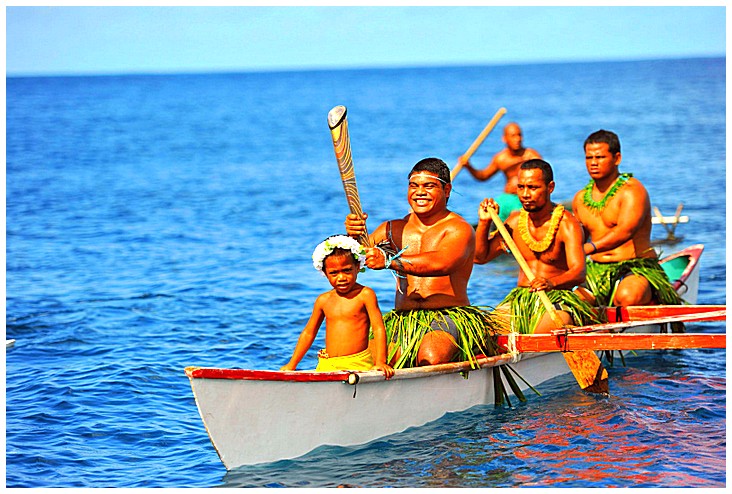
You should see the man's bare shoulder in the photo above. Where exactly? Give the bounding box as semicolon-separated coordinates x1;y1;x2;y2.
617;176;651;202
503;210;520;229
525;148;542;159
492;148;514;164
560;207;583;230
445;211;474;230
626;176;649;192
571;187;590;211
373;215;409;237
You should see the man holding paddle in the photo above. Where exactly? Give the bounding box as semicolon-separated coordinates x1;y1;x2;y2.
344;157;505;369
571;130;681;309
474;159;601;334
458;122;542;222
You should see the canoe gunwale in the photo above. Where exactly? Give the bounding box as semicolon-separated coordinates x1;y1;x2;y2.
186;352;520;384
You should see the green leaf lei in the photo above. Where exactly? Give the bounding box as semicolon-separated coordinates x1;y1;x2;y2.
582;173;633;213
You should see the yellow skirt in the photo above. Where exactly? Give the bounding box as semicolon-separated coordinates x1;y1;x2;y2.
315;348;374;372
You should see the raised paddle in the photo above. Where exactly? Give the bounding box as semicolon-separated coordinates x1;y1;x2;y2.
327;105;370;247
485;206;610;394
450;107;508;181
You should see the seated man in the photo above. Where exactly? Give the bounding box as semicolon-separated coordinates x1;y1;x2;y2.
571;130;681;309
475;159;601;334
345;157;505;368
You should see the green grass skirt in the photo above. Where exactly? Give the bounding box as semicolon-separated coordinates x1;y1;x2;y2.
586;257;682;307
382;306;506;369
499;287;603;334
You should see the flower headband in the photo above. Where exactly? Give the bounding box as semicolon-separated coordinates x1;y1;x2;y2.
312;235;366;276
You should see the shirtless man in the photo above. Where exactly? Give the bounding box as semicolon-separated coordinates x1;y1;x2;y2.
458;122;542;221
475;159;599;334
571;130;680;307
345;157;503;368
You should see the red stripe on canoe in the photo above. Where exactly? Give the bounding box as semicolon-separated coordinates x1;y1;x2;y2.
185;366;351;381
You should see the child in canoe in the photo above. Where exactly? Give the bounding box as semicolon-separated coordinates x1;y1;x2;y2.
281;235;394;379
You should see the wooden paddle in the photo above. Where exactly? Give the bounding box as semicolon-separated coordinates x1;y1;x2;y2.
450;107;507;181
486;206;610;394
327;105;370;247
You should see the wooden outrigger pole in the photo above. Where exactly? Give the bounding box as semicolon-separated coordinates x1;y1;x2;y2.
507;333;725;353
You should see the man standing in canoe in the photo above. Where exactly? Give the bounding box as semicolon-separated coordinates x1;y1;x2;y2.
571;130;681;308
344;157;504;369
474;159;600;334
457;122;542;222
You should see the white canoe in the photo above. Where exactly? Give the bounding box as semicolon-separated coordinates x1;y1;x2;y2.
186;244;710;469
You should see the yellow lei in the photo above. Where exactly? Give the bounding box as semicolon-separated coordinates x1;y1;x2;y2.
518;204;564;252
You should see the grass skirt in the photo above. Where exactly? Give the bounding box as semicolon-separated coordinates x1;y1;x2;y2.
498;287;603;334
382;306;505;369
586;257;682;307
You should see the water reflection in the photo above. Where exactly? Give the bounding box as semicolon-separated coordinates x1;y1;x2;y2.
220;361;725;488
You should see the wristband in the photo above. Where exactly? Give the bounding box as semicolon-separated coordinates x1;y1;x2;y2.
588;239;597;254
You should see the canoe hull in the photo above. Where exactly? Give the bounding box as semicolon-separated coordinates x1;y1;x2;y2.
186;244;706;469
187;351;568;469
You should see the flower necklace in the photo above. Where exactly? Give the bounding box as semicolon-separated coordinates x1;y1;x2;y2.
582;173;632;213
518;204;564;253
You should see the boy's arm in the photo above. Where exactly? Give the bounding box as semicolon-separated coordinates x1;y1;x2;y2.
362;288;394;379
280;296;326;371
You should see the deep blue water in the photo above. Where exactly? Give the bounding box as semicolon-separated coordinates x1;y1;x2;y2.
6;58;726;488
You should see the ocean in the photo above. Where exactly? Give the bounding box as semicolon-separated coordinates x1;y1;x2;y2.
5;57;726;487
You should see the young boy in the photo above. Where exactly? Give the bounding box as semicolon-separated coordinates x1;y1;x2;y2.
281;235;394;379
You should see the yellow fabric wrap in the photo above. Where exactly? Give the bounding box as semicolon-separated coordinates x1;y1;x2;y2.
315;348;374;372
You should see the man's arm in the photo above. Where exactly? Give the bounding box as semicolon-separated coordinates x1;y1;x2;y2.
464;154;501;182
391;220;475;277
345;212;380;246
474;199;507;264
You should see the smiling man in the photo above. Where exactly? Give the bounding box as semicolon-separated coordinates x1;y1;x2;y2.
474;159;600;334
345;157;504;368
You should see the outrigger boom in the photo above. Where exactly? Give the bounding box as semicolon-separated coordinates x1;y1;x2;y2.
505;332;725;353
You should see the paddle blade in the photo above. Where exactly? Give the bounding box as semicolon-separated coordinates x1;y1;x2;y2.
562;350;609;394
327;105;370;246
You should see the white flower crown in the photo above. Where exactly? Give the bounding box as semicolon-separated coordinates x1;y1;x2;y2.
312;235;366;276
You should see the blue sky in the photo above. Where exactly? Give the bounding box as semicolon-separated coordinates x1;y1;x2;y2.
4;4;727;76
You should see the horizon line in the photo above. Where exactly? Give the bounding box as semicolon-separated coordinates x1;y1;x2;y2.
6;53;725;79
